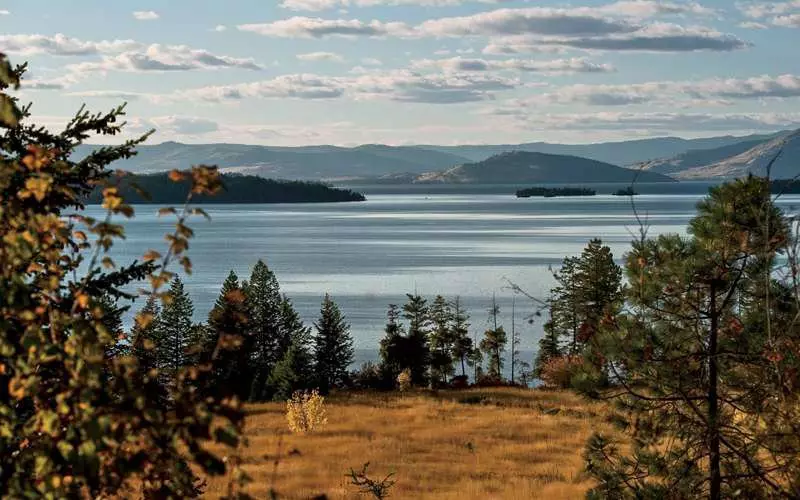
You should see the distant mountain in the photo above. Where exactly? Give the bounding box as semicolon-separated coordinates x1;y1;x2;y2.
666;130;800;180
76;142;469;180
76;132;789;182
640;138;772;176
412;151;674;184
420;133;785;166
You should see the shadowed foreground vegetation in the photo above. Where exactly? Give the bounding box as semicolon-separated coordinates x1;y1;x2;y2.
205;388;612;499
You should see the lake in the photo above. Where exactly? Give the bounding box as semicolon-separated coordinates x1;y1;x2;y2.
84;183;800;371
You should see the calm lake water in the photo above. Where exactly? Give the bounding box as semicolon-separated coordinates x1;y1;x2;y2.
84;183;800;370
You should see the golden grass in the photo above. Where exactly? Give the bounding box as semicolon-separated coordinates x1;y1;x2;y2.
205;388;612;499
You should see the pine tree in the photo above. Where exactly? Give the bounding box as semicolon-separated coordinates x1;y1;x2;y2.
379;304;405;383
267;341;314;401
132;297;165;376
159;276;195;392
429;295;455;386
585;177;800;498
480;326;507;381
480;296;506;381
532;307;562;379
207;270;251;399
402;293;432;387
244;260;284;401
313;294;354;393
450;297;474;378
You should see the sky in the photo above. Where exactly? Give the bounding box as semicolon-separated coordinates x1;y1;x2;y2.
2;0;800;146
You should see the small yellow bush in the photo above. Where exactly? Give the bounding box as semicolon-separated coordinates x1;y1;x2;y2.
397;369;412;392
287;389;328;434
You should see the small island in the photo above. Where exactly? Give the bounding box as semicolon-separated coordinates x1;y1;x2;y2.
612;187;639;196
516;187;597;198
87;172;366;204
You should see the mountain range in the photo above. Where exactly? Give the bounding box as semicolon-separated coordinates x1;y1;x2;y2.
412;151;673;184
79;129;798;184
642;131;800;180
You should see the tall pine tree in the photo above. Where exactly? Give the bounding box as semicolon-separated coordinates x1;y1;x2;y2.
402;293;432;387
480;295;506;381
450;296;474;378
429;295;455;386
585;177;800;498
244;260;284;401
206;271;250;399
159;276;195;393
313;294;354;393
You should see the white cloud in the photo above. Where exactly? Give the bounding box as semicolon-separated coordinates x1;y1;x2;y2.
737;1;800;27
238;17;412;38
66;90;151;100
67;44;263;73
774;13;800;26
493;74;800;108
0;9;9;15
213;25;228;32
505;111;800;133
738;21;768;29
165;69;520;104
133;11;160;21
361;57;383;66
280;0;505;11
0;34;140;56
297;51;345;62
238;7;746;52
411;56;614;74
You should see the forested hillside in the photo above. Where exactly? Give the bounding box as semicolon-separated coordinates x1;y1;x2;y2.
86;172;366;204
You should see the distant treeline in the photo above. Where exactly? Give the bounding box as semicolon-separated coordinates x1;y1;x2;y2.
87;172;366;204
516;187;596;198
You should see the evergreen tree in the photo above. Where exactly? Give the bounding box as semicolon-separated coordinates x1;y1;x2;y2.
313;294;354;393
480;326;507;381
132;297;165;376
379;304;405;383
159;276;195;392
572;238;622;346
450;297;474;378
402;293;432;386
429;295;455;386
532;307;562;379
207;271;250;399
244;260;284;401
479;296;506;380
585;177;800;498
267;341;314;401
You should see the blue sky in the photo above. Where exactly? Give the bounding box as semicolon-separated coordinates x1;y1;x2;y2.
3;0;800;145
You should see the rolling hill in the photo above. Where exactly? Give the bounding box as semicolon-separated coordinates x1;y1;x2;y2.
639;138;773;176
76;142;470;180
421;132;784;166
658;130;800;180
76;132;789;183
412;151;674;184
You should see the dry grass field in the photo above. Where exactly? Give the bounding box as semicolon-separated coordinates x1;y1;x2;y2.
205;388;613;499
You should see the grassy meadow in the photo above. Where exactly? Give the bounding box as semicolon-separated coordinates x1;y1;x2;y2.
205;388;612;499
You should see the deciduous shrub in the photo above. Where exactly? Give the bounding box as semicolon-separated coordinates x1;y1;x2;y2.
397;369;412;392
538;355;584;389
287;389;328;434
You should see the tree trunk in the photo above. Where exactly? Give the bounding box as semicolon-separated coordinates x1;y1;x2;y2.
708;282;721;500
